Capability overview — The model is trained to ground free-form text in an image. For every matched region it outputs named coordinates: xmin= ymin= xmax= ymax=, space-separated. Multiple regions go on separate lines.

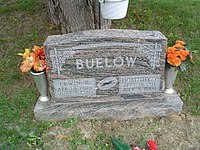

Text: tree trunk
xmin=46 ymin=0 xmax=111 ymax=33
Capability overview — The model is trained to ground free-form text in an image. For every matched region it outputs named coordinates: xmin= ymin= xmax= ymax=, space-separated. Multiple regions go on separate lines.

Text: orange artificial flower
xmin=166 ymin=46 xmax=176 ymax=55
xmin=33 ymin=46 xmax=45 ymax=58
xmin=20 ymin=65 xmax=31 ymax=73
xmin=173 ymin=43 xmax=185 ymax=49
xmin=167 ymin=53 xmax=182 ymax=67
xmin=33 ymin=59 xmax=46 ymax=72
xmin=30 ymin=53 xmax=36 ymax=59
xmin=179 ymin=50 xmax=190 ymax=61
xmin=166 ymin=40 xmax=191 ymax=71
xmin=20 ymin=60 xmax=33 ymax=72
xmin=176 ymin=40 xmax=186 ymax=46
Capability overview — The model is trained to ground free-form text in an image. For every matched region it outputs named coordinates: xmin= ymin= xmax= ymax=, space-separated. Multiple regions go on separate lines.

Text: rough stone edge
xmin=34 ymin=92 xmax=183 ymax=121
xmin=44 ymin=29 xmax=167 ymax=46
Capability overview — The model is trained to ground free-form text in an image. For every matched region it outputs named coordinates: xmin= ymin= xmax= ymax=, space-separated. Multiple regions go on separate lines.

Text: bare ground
xmin=43 ymin=111 xmax=200 ymax=150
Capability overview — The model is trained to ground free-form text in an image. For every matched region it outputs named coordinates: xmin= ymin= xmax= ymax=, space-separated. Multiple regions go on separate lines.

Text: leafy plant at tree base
xmin=165 ymin=40 xmax=192 ymax=71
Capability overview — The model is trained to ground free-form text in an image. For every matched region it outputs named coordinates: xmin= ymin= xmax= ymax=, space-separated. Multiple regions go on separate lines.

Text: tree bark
xmin=46 ymin=0 xmax=111 ymax=33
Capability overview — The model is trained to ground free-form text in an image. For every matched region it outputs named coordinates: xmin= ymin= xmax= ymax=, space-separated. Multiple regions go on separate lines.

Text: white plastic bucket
xmin=100 ymin=0 xmax=129 ymax=19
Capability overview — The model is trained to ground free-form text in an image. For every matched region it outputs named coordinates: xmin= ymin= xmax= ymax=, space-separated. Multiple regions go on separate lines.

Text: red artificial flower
xmin=34 ymin=46 xmax=45 ymax=59
xmin=147 ymin=140 xmax=158 ymax=150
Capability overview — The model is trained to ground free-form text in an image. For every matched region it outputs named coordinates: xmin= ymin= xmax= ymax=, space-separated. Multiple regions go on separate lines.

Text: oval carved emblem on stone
xmin=97 ymin=77 xmax=118 ymax=90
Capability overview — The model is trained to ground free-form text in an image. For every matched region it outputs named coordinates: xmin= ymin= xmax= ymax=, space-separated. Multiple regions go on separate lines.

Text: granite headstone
xmin=34 ymin=29 xmax=183 ymax=121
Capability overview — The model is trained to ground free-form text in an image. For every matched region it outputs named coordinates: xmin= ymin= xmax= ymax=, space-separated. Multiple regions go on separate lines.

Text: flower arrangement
xmin=166 ymin=40 xmax=192 ymax=71
xmin=111 ymin=137 xmax=158 ymax=150
xmin=133 ymin=140 xmax=158 ymax=150
xmin=18 ymin=46 xmax=48 ymax=73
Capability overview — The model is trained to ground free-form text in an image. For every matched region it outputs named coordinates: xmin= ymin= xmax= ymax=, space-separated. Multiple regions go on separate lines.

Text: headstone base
xmin=34 ymin=92 xmax=183 ymax=121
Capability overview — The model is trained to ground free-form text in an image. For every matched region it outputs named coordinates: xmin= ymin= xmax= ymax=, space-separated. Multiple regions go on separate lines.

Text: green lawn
xmin=0 ymin=0 xmax=200 ymax=149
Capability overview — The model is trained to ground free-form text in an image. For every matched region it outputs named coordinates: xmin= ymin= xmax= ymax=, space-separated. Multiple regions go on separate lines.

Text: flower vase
xmin=31 ymin=71 xmax=49 ymax=102
xmin=164 ymin=67 xmax=178 ymax=94
xmin=99 ymin=0 xmax=129 ymax=19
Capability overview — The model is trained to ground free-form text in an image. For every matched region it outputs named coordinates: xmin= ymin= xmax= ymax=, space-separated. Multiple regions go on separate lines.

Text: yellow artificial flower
xmin=18 ymin=48 xmax=30 ymax=59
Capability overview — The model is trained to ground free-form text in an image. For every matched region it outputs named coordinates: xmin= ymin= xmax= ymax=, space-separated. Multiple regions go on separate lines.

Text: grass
xmin=0 ymin=0 xmax=44 ymax=14
xmin=0 ymin=0 xmax=200 ymax=149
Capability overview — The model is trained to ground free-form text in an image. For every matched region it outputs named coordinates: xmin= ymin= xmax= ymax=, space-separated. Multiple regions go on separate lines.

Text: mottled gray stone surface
xmin=34 ymin=29 xmax=183 ymax=121
xmin=34 ymin=92 xmax=183 ymax=121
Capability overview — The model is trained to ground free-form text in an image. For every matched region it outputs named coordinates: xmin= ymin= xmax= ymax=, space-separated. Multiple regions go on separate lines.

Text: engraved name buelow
xmin=76 ymin=56 xmax=137 ymax=70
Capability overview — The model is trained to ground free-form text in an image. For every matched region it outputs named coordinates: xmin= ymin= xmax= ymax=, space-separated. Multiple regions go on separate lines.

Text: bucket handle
xmin=99 ymin=0 xmax=126 ymax=3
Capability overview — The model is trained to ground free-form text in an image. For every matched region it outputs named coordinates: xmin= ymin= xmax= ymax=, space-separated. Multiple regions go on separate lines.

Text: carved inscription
xmin=53 ymin=78 xmax=96 ymax=98
xmin=119 ymin=75 xmax=161 ymax=94
xmin=49 ymin=43 xmax=162 ymax=75
xmin=45 ymin=30 xmax=167 ymax=99
xmin=76 ymin=56 xmax=137 ymax=70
